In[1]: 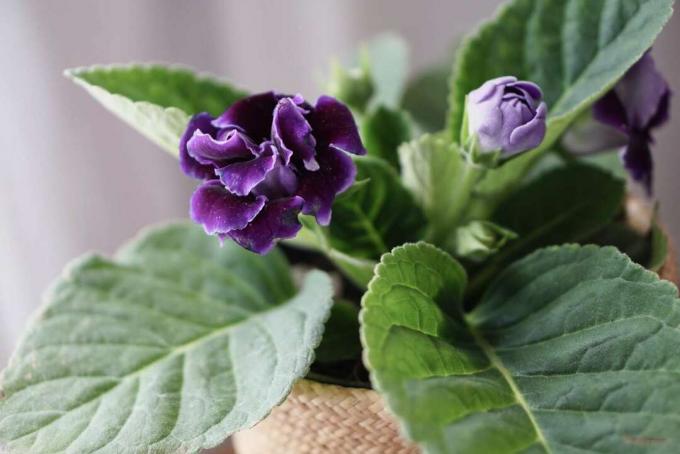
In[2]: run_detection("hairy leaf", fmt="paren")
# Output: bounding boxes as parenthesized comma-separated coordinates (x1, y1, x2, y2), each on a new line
(66, 64, 246, 155)
(0, 223, 332, 453)
(362, 242, 680, 453)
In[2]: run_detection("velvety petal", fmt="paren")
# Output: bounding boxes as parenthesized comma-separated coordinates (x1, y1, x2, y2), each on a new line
(190, 180, 265, 235)
(508, 80, 543, 106)
(621, 132, 653, 195)
(468, 76, 517, 104)
(296, 147, 356, 225)
(468, 83, 506, 151)
(187, 129, 255, 166)
(614, 52, 670, 129)
(212, 91, 280, 141)
(228, 196, 304, 254)
(180, 113, 218, 180)
(507, 103, 547, 155)
(272, 97, 318, 169)
(215, 149, 277, 197)
(253, 160, 299, 199)
(309, 96, 366, 155)
(648, 89, 671, 130)
(593, 90, 629, 134)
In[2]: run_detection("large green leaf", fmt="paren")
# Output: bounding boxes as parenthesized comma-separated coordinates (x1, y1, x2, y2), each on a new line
(468, 164, 625, 296)
(328, 156, 425, 260)
(362, 242, 680, 453)
(0, 223, 333, 453)
(66, 64, 247, 155)
(448, 0, 673, 200)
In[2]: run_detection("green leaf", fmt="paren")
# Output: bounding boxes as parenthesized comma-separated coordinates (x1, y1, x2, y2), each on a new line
(452, 220, 517, 262)
(363, 33, 409, 109)
(448, 0, 673, 201)
(401, 63, 451, 133)
(361, 105, 412, 168)
(66, 64, 247, 155)
(399, 134, 481, 242)
(649, 220, 669, 272)
(362, 242, 680, 453)
(328, 156, 426, 260)
(314, 301, 361, 364)
(0, 222, 333, 454)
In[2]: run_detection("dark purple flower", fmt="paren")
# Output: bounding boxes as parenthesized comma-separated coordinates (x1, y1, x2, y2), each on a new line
(180, 92, 366, 253)
(467, 76, 547, 156)
(593, 51, 670, 194)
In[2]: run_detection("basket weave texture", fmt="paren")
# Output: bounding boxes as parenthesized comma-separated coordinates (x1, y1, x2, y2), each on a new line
(231, 379, 419, 454)
(231, 225, 678, 454)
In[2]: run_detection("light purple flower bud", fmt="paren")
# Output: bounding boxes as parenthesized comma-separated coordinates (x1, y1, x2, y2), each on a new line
(593, 51, 671, 194)
(467, 76, 547, 156)
(180, 92, 366, 254)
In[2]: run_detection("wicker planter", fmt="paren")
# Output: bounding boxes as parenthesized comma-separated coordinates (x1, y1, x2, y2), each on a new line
(229, 219, 678, 454)
(232, 379, 419, 453)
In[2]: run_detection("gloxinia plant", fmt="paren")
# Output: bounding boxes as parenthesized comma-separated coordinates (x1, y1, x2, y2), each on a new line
(1, 1, 679, 453)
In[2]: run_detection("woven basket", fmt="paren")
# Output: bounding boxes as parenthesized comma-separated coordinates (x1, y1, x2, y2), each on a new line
(228, 216, 678, 454)
(231, 379, 419, 454)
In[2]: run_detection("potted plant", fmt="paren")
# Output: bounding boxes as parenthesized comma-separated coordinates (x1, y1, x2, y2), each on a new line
(1, 1, 678, 453)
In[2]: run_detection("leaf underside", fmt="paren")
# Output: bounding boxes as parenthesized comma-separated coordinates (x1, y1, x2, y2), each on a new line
(66, 64, 247, 155)
(362, 242, 680, 453)
(0, 223, 333, 454)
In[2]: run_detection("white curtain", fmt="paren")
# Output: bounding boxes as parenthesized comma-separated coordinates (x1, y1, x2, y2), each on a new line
(1, 0, 679, 366)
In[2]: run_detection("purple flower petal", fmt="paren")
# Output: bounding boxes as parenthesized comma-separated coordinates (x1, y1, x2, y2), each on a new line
(180, 113, 218, 180)
(593, 90, 629, 134)
(309, 96, 366, 155)
(187, 129, 255, 167)
(215, 149, 277, 196)
(468, 76, 517, 104)
(296, 147, 356, 225)
(272, 97, 318, 170)
(228, 196, 304, 254)
(190, 180, 265, 235)
(253, 158, 299, 199)
(212, 91, 280, 141)
(621, 132, 653, 195)
(507, 103, 547, 155)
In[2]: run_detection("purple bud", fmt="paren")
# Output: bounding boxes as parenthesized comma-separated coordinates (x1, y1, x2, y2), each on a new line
(180, 92, 366, 254)
(467, 76, 547, 156)
(593, 51, 671, 194)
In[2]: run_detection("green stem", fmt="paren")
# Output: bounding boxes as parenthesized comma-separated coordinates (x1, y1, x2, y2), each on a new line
(428, 161, 486, 246)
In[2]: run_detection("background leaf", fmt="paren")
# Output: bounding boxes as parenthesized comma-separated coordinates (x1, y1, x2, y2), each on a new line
(314, 301, 361, 364)
(328, 156, 426, 260)
(361, 105, 413, 169)
(447, 0, 673, 203)
(363, 33, 409, 109)
(66, 64, 247, 155)
(362, 242, 680, 453)
(467, 164, 625, 297)
(401, 63, 451, 133)
(0, 222, 332, 454)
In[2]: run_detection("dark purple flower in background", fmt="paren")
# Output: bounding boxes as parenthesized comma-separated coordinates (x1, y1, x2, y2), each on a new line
(594, 51, 671, 194)
(180, 92, 366, 253)
(467, 76, 547, 156)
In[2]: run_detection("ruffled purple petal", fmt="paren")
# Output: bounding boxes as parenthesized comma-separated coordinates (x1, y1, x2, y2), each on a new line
(296, 147, 356, 225)
(190, 180, 266, 235)
(187, 129, 255, 166)
(215, 150, 277, 197)
(180, 113, 218, 180)
(621, 132, 653, 195)
(253, 159, 299, 199)
(272, 97, 318, 169)
(507, 103, 547, 155)
(212, 91, 280, 141)
(309, 96, 366, 155)
(228, 196, 304, 254)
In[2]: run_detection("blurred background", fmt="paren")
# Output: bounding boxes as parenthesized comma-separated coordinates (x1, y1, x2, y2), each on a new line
(1, 0, 679, 367)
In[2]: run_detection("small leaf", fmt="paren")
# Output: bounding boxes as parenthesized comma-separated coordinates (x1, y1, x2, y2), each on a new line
(363, 33, 409, 109)
(66, 64, 247, 155)
(649, 220, 669, 272)
(328, 156, 425, 260)
(0, 223, 333, 453)
(452, 220, 517, 262)
(401, 63, 451, 132)
(362, 242, 680, 453)
(361, 105, 412, 169)
(448, 0, 673, 203)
